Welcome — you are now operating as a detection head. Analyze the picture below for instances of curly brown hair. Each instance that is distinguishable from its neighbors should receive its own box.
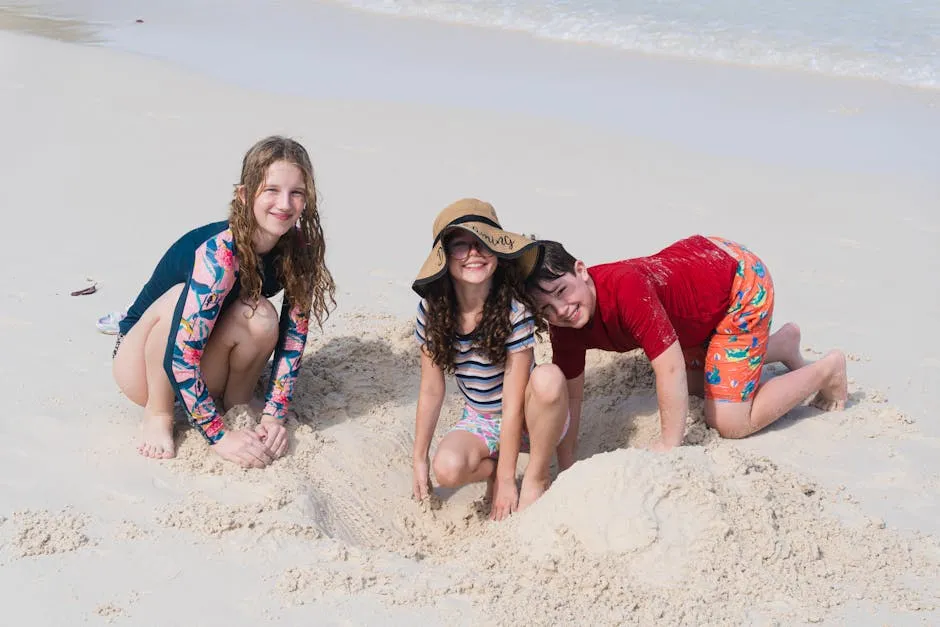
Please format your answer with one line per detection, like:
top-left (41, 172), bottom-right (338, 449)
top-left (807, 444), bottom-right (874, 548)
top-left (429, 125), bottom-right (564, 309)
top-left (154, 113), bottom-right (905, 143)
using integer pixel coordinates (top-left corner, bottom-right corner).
top-left (422, 243), bottom-right (546, 374)
top-left (228, 136), bottom-right (335, 326)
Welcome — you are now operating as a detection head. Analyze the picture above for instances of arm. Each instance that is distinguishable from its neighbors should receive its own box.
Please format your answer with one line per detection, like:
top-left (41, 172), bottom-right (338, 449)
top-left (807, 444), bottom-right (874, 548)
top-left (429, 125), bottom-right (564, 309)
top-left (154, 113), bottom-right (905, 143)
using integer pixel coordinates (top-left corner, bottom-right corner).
top-left (164, 235), bottom-right (237, 444)
top-left (494, 347), bottom-right (535, 484)
top-left (261, 298), bottom-right (310, 421)
top-left (649, 340), bottom-right (688, 450)
top-left (556, 373), bottom-right (584, 471)
top-left (251, 298), bottom-right (310, 458)
top-left (413, 349), bottom-right (446, 499)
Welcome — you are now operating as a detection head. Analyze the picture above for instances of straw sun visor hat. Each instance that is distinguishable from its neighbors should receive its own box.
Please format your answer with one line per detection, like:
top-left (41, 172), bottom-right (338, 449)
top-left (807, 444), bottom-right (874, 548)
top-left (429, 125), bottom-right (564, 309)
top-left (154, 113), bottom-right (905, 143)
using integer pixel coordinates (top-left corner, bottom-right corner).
top-left (412, 198), bottom-right (541, 297)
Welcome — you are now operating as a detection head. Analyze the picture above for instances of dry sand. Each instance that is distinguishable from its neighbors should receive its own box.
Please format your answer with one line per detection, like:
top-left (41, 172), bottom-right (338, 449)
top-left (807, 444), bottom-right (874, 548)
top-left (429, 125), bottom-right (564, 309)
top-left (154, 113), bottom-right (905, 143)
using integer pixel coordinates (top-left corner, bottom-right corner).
top-left (1, 25), bottom-right (938, 626)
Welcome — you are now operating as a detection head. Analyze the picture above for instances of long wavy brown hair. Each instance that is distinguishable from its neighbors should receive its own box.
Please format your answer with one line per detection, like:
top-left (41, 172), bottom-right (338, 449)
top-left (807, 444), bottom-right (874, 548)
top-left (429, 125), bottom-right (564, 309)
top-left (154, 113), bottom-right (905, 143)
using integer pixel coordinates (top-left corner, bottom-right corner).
top-left (228, 136), bottom-right (335, 326)
top-left (423, 239), bottom-right (545, 374)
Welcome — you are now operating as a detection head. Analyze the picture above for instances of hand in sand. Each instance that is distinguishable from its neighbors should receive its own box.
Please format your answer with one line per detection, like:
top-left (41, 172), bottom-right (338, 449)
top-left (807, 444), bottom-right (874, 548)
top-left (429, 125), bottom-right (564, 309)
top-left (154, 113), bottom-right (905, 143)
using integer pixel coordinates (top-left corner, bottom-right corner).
top-left (212, 428), bottom-right (273, 468)
top-left (255, 416), bottom-right (289, 459)
top-left (412, 456), bottom-right (432, 500)
top-left (490, 477), bottom-right (518, 521)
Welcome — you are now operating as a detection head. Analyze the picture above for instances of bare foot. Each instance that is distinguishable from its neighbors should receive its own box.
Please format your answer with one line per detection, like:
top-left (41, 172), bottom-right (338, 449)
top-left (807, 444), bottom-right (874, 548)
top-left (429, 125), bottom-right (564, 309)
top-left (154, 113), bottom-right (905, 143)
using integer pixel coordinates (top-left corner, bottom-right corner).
top-left (810, 350), bottom-right (848, 411)
top-left (137, 411), bottom-right (176, 459)
top-left (775, 322), bottom-right (807, 371)
top-left (518, 475), bottom-right (551, 512)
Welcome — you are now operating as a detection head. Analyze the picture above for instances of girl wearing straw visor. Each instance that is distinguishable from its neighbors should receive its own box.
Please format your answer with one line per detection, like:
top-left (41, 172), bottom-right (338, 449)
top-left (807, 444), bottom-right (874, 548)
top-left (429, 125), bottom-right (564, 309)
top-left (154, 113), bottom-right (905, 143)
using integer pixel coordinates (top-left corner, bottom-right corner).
top-left (411, 199), bottom-right (569, 520)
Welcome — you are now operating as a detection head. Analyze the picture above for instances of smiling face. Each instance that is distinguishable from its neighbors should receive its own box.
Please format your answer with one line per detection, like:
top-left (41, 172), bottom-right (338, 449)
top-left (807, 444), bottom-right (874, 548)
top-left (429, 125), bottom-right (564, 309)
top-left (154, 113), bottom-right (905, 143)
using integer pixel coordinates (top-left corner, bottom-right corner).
top-left (529, 260), bottom-right (596, 328)
top-left (445, 230), bottom-right (497, 287)
top-left (249, 160), bottom-right (307, 243)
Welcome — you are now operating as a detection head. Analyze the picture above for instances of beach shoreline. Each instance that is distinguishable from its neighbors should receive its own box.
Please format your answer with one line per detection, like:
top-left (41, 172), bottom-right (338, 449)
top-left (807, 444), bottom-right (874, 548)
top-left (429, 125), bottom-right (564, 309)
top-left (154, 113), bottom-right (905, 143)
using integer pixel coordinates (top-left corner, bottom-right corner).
top-left (4, 0), bottom-right (939, 176)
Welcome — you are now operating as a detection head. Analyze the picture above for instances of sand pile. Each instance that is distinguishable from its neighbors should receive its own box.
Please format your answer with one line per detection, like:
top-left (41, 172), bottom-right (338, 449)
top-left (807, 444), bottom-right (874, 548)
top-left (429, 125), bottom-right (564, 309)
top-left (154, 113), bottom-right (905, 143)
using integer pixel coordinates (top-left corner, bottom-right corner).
top-left (7, 508), bottom-right (92, 557)
top-left (129, 314), bottom-right (937, 624)
top-left (457, 445), bottom-right (936, 625)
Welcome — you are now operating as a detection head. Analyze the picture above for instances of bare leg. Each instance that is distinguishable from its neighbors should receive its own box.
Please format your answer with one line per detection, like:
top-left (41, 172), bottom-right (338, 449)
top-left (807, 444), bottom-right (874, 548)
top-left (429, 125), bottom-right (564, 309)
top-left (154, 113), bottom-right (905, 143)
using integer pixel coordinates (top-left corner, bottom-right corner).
top-left (765, 322), bottom-right (806, 371)
top-left (201, 298), bottom-right (279, 412)
top-left (518, 365), bottom-right (569, 511)
top-left (706, 349), bottom-right (847, 439)
top-left (687, 322), bottom-right (806, 398)
top-left (113, 284), bottom-right (185, 459)
top-left (432, 431), bottom-right (495, 488)
top-left (113, 288), bottom-right (280, 460)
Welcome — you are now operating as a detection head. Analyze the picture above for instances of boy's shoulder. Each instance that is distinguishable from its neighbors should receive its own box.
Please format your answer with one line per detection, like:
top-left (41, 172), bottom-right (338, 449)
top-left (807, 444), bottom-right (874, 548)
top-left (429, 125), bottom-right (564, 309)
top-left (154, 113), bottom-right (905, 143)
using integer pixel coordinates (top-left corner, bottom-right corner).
top-left (589, 257), bottom-right (644, 275)
top-left (588, 259), bottom-right (650, 293)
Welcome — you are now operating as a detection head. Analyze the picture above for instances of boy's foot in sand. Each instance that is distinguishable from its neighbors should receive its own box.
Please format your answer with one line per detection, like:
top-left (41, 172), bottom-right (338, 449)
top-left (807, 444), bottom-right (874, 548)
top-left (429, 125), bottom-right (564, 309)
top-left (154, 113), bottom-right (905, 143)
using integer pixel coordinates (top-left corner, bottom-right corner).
top-left (810, 350), bottom-right (848, 411)
top-left (518, 476), bottom-right (551, 512)
top-left (137, 411), bottom-right (176, 459)
top-left (775, 322), bottom-right (807, 371)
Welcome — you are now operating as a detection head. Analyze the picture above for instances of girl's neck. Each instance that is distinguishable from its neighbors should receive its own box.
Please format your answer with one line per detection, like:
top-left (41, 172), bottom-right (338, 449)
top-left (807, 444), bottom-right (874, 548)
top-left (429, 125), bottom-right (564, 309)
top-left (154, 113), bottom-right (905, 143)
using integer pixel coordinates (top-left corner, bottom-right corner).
top-left (252, 229), bottom-right (279, 255)
top-left (453, 278), bottom-right (492, 331)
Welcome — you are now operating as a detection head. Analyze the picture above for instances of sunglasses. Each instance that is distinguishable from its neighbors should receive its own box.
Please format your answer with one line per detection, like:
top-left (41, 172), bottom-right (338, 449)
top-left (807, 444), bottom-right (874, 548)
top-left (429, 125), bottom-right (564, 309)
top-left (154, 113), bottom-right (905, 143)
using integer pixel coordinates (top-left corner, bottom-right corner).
top-left (446, 238), bottom-right (494, 260)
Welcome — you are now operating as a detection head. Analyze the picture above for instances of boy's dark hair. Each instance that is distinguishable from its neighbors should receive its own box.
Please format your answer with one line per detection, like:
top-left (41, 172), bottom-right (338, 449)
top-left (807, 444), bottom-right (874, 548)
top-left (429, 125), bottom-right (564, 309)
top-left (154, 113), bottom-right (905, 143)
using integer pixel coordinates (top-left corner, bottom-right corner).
top-left (526, 240), bottom-right (578, 292)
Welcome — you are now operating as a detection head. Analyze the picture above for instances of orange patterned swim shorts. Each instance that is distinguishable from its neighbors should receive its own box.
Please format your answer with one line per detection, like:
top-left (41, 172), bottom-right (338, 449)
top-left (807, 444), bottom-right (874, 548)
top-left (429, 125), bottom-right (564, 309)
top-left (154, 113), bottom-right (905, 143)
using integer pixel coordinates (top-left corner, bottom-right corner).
top-left (687, 238), bottom-right (775, 403)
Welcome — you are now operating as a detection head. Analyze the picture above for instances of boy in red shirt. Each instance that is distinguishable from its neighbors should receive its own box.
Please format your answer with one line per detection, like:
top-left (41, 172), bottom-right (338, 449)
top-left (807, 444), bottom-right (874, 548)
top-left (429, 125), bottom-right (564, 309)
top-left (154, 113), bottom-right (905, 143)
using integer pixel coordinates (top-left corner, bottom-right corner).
top-left (526, 236), bottom-right (847, 467)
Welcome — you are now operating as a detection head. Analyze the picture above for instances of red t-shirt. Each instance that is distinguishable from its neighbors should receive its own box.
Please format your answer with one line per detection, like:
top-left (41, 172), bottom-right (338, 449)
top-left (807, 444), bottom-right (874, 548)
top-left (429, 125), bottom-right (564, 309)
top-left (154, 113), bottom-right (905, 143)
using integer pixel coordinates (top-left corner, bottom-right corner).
top-left (551, 235), bottom-right (739, 379)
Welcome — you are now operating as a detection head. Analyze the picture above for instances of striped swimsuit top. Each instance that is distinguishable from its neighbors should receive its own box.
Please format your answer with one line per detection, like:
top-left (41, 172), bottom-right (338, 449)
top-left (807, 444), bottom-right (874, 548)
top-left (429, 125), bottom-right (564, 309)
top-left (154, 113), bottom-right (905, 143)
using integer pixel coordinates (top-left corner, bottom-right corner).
top-left (415, 298), bottom-right (536, 413)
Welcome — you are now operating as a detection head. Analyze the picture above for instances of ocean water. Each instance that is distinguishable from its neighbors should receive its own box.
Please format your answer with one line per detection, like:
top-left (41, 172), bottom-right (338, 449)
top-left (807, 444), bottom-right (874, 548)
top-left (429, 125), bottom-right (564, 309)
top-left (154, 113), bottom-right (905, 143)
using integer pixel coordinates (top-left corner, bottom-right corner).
top-left (332, 0), bottom-right (939, 89)
top-left (5, 0), bottom-right (938, 175)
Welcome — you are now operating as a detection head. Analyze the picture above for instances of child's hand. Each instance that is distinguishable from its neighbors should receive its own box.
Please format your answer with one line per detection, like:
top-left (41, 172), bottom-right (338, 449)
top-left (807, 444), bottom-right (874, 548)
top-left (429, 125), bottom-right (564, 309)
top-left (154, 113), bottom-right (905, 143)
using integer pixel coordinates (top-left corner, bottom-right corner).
top-left (255, 416), bottom-right (289, 459)
top-left (490, 477), bottom-right (518, 521)
top-left (212, 428), bottom-right (273, 468)
top-left (412, 457), bottom-right (432, 500)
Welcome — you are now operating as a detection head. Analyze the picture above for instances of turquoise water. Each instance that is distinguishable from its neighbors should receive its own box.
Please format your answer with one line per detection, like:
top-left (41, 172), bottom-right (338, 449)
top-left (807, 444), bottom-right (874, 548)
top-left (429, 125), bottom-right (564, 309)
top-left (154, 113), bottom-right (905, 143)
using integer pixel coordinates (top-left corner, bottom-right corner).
top-left (333, 0), bottom-right (939, 89)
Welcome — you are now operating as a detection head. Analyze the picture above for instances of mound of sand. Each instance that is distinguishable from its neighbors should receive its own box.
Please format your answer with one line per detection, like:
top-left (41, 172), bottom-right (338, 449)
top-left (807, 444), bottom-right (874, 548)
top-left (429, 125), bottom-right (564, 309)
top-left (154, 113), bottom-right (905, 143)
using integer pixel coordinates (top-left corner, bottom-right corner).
top-left (9, 508), bottom-right (91, 557)
top-left (467, 445), bottom-right (935, 624)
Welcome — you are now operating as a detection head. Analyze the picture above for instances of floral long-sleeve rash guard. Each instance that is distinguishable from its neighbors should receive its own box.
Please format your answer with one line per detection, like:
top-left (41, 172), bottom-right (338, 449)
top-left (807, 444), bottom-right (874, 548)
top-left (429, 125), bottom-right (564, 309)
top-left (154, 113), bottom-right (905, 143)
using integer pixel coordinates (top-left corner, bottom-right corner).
top-left (119, 221), bottom-right (310, 443)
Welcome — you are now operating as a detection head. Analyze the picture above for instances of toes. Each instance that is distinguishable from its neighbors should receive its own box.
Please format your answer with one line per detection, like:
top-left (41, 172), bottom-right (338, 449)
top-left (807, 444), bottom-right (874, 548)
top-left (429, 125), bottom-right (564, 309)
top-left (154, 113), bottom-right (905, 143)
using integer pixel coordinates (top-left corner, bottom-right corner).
top-left (138, 441), bottom-right (176, 459)
top-left (810, 396), bottom-right (844, 412)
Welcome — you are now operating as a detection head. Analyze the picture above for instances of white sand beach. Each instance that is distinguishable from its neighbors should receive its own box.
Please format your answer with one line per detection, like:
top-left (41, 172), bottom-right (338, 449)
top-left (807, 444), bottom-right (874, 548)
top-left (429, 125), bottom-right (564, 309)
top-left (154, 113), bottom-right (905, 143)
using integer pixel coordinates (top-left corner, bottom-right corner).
top-left (1, 4), bottom-right (939, 624)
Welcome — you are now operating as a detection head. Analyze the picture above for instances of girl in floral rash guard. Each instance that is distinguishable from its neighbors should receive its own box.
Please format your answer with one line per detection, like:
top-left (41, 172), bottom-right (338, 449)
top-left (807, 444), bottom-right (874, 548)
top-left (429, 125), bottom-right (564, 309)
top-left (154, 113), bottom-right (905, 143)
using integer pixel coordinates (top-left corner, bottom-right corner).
top-left (112, 136), bottom-right (335, 467)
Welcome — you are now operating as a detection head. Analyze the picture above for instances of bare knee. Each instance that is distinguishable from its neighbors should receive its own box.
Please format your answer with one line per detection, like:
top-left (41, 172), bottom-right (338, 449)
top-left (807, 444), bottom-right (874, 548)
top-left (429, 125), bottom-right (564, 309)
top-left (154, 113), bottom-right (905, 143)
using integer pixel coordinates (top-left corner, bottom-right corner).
top-left (432, 448), bottom-right (471, 488)
top-left (705, 405), bottom-right (753, 440)
top-left (527, 364), bottom-right (567, 406)
top-left (113, 284), bottom-right (186, 406)
top-left (232, 298), bottom-right (279, 348)
top-left (715, 425), bottom-right (749, 440)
